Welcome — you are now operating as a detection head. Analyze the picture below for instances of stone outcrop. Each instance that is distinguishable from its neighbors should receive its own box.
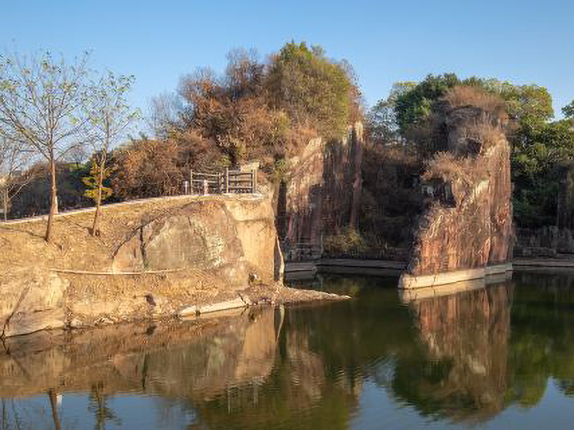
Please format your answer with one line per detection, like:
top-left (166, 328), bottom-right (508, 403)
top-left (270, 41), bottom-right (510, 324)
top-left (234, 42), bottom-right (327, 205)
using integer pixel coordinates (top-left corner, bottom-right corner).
top-left (0, 194), bottom-right (345, 338)
top-left (0, 268), bottom-right (69, 337)
top-left (277, 123), bottom-right (364, 260)
top-left (112, 197), bottom-right (278, 288)
top-left (400, 102), bottom-right (514, 288)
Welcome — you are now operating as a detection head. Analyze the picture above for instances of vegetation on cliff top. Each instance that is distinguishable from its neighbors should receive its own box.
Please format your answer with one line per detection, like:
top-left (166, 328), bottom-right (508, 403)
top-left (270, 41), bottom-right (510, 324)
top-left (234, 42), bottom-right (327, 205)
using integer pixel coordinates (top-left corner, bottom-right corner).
top-left (112, 42), bottom-right (362, 200)
top-left (2, 42), bottom-right (574, 242)
top-left (367, 74), bottom-right (574, 229)
top-left (1, 42), bottom-right (362, 230)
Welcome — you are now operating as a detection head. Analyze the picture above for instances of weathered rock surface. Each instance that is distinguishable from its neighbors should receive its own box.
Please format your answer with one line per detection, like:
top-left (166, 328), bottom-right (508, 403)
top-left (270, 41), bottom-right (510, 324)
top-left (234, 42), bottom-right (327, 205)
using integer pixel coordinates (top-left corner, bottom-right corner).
top-left (277, 123), bottom-right (364, 260)
top-left (1, 269), bottom-right (68, 337)
top-left (402, 105), bottom-right (513, 283)
top-left (112, 198), bottom-right (275, 288)
top-left (0, 194), bottom-right (347, 338)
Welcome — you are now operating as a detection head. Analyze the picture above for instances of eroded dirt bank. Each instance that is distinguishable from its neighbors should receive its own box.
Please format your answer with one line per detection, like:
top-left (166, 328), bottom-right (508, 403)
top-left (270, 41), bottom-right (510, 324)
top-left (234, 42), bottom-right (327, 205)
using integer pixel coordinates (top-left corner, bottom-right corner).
top-left (0, 193), bottom-right (347, 338)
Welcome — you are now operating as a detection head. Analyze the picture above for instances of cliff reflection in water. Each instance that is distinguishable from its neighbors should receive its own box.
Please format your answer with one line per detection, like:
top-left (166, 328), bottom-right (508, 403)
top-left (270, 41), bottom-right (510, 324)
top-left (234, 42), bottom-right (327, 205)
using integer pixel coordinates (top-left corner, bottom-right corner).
top-left (3, 273), bottom-right (574, 429)
top-left (396, 282), bottom-right (514, 423)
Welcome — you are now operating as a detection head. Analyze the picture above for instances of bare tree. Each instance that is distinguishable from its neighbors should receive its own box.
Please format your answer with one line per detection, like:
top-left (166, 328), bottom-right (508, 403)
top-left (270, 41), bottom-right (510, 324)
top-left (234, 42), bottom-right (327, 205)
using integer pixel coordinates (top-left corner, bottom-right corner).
top-left (66, 144), bottom-right (88, 168)
top-left (0, 135), bottom-right (36, 221)
top-left (0, 51), bottom-right (90, 241)
top-left (85, 71), bottom-right (139, 235)
top-left (147, 91), bottom-right (183, 139)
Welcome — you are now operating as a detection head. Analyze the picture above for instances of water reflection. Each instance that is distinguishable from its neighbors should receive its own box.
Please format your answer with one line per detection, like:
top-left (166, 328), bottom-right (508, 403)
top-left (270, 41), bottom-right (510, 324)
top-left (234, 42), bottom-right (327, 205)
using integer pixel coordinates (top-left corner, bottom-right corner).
top-left (395, 282), bottom-right (514, 423)
top-left (2, 272), bottom-right (574, 429)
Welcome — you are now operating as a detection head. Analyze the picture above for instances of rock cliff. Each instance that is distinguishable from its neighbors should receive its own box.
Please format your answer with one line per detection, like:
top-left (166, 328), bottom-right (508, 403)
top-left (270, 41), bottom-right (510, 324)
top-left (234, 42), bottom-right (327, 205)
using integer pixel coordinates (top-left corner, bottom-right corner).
top-left (277, 123), bottom-right (364, 260)
top-left (401, 100), bottom-right (514, 286)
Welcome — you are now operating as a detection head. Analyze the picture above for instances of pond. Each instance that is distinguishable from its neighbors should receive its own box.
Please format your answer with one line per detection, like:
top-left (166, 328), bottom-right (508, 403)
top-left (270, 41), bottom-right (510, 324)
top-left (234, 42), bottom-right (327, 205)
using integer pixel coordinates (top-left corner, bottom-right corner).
top-left (2, 270), bottom-right (574, 429)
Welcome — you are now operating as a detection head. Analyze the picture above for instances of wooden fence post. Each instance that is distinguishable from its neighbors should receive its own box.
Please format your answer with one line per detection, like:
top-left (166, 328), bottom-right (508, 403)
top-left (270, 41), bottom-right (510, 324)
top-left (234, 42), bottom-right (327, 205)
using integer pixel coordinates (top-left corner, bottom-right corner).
top-left (253, 168), bottom-right (258, 193)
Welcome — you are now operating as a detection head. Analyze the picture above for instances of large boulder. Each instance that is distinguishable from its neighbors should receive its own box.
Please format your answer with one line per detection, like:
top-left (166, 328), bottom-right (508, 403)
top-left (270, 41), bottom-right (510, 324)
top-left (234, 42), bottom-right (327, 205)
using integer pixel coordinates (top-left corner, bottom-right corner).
top-left (0, 194), bottom-right (283, 337)
top-left (1, 269), bottom-right (67, 337)
top-left (112, 198), bottom-right (279, 288)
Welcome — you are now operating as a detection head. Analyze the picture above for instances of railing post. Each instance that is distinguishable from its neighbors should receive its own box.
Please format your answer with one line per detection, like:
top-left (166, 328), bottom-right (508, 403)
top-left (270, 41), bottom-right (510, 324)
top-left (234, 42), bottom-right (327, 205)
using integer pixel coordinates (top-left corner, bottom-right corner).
top-left (190, 170), bottom-right (194, 195)
top-left (225, 168), bottom-right (229, 194)
top-left (253, 167), bottom-right (258, 193)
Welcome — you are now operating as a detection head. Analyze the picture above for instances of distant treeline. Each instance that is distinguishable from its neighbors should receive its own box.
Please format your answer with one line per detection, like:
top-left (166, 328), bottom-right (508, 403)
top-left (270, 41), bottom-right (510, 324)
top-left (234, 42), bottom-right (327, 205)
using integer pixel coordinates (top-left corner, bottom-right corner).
top-left (2, 42), bottom-right (574, 241)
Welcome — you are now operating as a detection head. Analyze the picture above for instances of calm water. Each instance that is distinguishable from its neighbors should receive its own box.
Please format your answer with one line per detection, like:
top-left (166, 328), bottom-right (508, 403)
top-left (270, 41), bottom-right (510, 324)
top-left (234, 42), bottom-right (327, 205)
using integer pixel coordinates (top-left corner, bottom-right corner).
top-left (2, 270), bottom-right (574, 429)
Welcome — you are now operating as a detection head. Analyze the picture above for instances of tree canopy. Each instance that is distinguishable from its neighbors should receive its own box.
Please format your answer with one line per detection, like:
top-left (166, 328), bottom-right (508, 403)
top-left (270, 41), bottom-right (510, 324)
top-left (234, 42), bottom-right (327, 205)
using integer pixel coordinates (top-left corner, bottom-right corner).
top-left (267, 42), bottom-right (357, 139)
top-left (369, 73), bottom-right (574, 228)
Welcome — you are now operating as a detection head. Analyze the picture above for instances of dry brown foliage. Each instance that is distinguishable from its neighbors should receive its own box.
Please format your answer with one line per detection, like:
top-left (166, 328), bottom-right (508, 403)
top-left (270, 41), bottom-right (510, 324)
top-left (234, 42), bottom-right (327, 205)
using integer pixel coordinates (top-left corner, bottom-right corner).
top-left (457, 119), bottom-right (505, 152)
top-left (423, 152), bottom-right (484, 187)
top-left (444, 86), bottom-right (505, 116)
top-left (111, 140), bottom-right (184, 198)
top-left (177, 59), bottom-right (296, 170)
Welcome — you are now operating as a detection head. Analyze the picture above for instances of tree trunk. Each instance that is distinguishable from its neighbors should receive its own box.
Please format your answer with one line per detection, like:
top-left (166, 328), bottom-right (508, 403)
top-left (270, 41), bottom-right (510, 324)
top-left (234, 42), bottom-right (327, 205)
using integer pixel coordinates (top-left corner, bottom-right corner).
top-left (45, 155), bottom-right (58, 242)
top-left (48, 389), bottom-right (62, 430)
top-left (91, 158), bottom-right (106, 236)
top-left (2, 188), bottom-right (7, 222)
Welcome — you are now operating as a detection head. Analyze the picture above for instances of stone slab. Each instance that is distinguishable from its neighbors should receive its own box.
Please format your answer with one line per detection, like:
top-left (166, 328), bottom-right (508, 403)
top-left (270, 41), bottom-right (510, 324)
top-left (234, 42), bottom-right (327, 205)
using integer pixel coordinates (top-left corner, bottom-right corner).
top-left (197, 298), bottom-right (247, 314)
top-left (3, 308), bottom-right (65, 338)
top-left (399, 264), bottom-right (513, 290)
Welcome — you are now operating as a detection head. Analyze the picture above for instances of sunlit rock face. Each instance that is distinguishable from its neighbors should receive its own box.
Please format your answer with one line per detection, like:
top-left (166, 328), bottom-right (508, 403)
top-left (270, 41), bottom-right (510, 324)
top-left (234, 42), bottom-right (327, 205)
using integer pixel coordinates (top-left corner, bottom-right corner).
top-left (0, 194), bottom-right (282, 337)
top-left (277, 123), bottom-right (364, 260)
top-left (406, 105), bottom-right (513, 276)
top-left (112, 197), bottom-right (279, 287)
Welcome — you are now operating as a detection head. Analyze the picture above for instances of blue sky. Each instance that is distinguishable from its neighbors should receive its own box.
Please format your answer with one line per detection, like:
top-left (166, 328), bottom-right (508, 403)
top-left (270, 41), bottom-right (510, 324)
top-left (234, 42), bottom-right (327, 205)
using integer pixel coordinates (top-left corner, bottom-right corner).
top-left (2, 0), bottom-right (573, 120)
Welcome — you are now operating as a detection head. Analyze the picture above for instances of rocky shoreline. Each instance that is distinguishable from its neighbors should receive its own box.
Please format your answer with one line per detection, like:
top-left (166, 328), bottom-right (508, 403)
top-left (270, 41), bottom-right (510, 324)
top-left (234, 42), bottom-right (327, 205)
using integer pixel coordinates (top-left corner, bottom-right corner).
top-left (1, 267), bottom-right (349, 339)
top-left (0, 193), bottom-right (349, 339)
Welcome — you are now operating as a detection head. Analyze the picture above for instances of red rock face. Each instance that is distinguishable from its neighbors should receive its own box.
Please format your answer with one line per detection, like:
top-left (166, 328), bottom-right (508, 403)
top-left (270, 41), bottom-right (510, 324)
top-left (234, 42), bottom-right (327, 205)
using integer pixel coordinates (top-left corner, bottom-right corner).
top-left (277, 123), bottom-right (364, 260)
top-left (407, 107), bottom-right (514, 276)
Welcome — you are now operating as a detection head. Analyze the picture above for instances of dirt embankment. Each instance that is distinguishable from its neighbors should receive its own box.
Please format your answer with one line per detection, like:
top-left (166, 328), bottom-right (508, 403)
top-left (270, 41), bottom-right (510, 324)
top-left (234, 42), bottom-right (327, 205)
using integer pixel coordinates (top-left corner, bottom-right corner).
top-left (0, 194), bottom-right (347, 338)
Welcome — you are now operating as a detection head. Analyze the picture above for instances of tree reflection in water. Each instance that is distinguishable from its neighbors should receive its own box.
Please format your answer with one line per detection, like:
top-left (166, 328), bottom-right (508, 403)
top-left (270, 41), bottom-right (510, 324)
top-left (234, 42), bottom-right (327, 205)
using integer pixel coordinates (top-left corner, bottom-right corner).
top-left (2, 272), bottom-right (574, 429)
top-left (394, 281), bottom-right (514, 423)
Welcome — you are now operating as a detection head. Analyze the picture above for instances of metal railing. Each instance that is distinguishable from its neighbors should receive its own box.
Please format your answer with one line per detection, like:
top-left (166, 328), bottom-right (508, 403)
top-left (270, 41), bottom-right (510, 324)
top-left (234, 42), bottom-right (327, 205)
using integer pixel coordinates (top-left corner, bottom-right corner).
top-left (188, 168), bottom-right (258, 195)
top-left (281, 240), bottom-right (324, 262)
